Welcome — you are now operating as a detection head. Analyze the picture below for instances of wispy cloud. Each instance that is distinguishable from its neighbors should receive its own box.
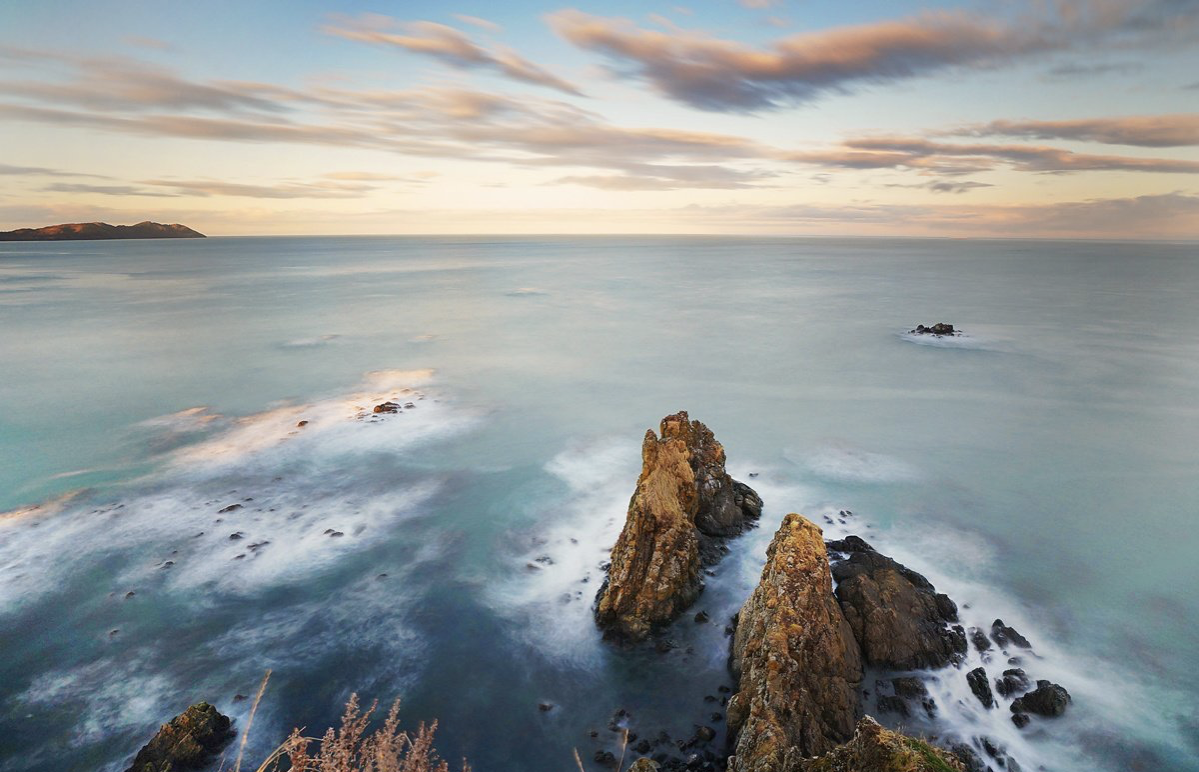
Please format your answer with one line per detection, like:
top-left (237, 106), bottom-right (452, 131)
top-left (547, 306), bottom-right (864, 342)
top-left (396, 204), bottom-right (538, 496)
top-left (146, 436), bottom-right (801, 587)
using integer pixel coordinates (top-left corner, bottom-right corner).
top-left (0, 163), bottom-right (107, 179)
top-left (453, 14), bottom-right (502, 32)
top-left (950, 115), bottom-right (1199, 148)
top-left (323, 14), bottom-right (581, 96)
top-left (787, 136), bottom-right (1199, 175)
top-left (548, 2), bottom-right (1199, 112)
top-left (42, 182), bottom-right (179, 197)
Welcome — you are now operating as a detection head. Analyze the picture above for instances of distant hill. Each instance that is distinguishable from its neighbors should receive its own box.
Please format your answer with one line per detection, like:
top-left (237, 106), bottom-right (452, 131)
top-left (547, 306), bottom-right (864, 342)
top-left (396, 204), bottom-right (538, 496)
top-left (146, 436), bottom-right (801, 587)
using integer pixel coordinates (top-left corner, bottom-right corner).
top-left (0, 221), bottom-right (206, 241)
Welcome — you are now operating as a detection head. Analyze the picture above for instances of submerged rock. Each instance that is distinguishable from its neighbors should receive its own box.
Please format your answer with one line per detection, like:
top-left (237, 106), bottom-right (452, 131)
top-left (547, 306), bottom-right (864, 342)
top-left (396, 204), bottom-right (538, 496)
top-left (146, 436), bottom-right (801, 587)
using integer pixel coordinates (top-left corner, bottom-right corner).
top-left (799, 716), bottom-right (965, 771)
top-left (727, 514), bottom-right (862, 770)
top-left (826, 536), bottom-right (966, 670)
top-left (1011, 680), bottom-right (1071, 717)
top-left (595, 412), bottom-right (761, 642)
top-left (125, 702), bottom-right (234, 772)
top-left (909, 322), bottom-right (959, 337)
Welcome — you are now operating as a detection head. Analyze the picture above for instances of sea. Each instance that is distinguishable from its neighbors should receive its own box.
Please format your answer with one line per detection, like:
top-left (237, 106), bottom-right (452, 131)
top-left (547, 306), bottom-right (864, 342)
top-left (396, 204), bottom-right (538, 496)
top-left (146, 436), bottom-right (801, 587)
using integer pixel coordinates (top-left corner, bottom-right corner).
top-left (0, 236), bottom-right (1196, 771)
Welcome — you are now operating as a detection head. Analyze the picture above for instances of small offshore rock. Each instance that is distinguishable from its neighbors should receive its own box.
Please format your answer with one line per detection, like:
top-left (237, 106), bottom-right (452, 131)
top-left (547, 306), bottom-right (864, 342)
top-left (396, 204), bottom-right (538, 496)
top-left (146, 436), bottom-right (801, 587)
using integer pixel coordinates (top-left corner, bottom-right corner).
top-left (538, 702), bottom-right (554, 712)
top-left (296, 420), bottom-right (308, 427)
top-left (1011, 680), bottom-right (1071, 717)
top-left (694, 611), bottom-right (709, 623)
top-left (909, 322), bottom-right (958, 336)
top-left (991, 619), bottom-right (1032, 649)
top-left (969, 627), bottom-right (992, 651)
top-left (373, 401), bottom-right (401, 414)
top-left (218, 504), bottom-right (242, 514)
top-left (1012, 712), bottom-right (1031, 729)
top-left (124, 702), bottom-right (234, 772)
top-left (966, 667), bottom-right (995, 709)
top-left (995, 668), bottom-right (1030, 697)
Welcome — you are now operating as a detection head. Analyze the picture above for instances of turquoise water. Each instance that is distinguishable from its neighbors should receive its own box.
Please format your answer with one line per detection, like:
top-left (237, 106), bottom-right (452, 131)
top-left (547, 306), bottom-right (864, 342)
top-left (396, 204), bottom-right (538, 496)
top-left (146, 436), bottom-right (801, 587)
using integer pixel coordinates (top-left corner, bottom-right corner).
top-left (0, 236), bottom-right (1196, 771)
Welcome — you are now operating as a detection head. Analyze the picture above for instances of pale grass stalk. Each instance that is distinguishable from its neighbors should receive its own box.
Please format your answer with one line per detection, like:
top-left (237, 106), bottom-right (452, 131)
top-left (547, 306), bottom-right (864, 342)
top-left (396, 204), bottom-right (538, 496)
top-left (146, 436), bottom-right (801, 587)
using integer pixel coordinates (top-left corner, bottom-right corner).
top-left (234, 669), bottom-right (272, 772)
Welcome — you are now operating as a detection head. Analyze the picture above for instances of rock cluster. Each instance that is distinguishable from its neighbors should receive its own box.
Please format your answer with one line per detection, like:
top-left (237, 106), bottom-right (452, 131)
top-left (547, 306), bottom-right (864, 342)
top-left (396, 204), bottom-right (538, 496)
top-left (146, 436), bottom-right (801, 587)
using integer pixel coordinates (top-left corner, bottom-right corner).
top-left (726, 515), bottom-right (862, 771)
top-left (125, 702), bottom-right (234, 772)
top-left (909, 323), bottom-right (958, 336)
top-left (595, 412), bottom-right (761, 642)
top-left (826, 536), bottom-right (966, 670)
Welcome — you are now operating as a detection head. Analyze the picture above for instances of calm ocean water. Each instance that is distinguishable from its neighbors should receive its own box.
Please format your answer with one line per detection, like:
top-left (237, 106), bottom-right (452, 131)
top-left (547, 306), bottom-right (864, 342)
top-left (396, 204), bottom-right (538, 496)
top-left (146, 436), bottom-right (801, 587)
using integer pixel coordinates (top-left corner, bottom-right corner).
top-left (0, 236), bottom-right (1196, 771)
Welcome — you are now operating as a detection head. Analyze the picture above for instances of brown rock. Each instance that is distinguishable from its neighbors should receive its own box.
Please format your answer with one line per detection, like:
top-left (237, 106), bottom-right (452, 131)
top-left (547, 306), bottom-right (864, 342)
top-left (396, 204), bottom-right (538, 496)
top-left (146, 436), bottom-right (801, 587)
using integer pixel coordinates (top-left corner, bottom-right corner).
top-left (827, 536), bottom-right (966, 670)
top-left (595, 411), bottom-right (761, 641)
top-left (125, 702), bottom-right (234, 772)
top-left (727, 515), bottom-right (863, 772)
top-left (800, 716), bottom-right (966, 772)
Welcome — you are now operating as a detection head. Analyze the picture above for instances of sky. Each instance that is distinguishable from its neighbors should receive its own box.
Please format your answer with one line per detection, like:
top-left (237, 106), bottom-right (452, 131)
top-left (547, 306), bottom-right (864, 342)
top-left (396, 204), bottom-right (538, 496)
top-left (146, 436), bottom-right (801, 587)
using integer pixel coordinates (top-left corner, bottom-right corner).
top-left (1, 0), bottom-right (1197, 237)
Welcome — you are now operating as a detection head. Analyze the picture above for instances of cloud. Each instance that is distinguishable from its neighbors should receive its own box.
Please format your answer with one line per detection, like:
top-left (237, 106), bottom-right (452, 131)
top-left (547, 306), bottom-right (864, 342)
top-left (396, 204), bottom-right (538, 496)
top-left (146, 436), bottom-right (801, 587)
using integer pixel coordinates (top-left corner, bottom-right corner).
top-left (784, 135), bottom-right (1199, 175)
top-left (140, 179), bottom-right (378, 199)
top-left (739, 0), bottom-right (781, 8)
top-left (554, 163), bottom-right (779, 190)
top-left (322, 171), bottom-right (438, 183)
top-left (42, 182), bottom-right (180, 197)
top-left (950, 115), bottom-right (1199, 148)
top-left (124, 36), bottom-right (174, 52)
top-left (324, 14), bottom-right (581, 95)
top-left (886, 179), bottom-right (993, 194)
top-left (547, 2), bottom-right (1199, 112)
top-left (453, 14), bottom-right (501, 32)
top-left (0, 163), bottom-right (106, 179)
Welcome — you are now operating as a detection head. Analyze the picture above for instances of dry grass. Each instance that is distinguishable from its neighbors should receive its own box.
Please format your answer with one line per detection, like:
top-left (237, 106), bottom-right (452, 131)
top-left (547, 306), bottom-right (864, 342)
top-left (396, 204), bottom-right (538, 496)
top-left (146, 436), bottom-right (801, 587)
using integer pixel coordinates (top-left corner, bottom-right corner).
top-left (245, 691), bottom-right (467, 772)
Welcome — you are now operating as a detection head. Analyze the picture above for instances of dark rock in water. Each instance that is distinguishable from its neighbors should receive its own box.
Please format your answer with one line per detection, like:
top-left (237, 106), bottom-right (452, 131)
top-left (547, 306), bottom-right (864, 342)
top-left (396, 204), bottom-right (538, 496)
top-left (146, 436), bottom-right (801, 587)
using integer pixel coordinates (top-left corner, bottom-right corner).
top-left (125, 702), bottom-right (234, 772)
top-left (969, 627), bottom-right (992, 652)
top-left (825, 535), bottom-right (966, 670)
top-left (727, 515), bottom-right (862, 769)
top-left (538, 702), bottom-right (554, 712)
top-left (373, 401), bottom-right (401, 414)
top-left (948, 742), bottom-right (986, 772)
top-left (876, 695), bottom-right (909, 717)
top-left (966, 667), bottom-right (995, 709)
top-left (1012, 712), bottom-right (1031, 729)
top-left (890, 677), bottom-right (927, 700)
top-left (218, 504), bottom-right (242, 514)
top-left (1011, 680), bottom-right (1070, 717)
top-left (995, 668), bottom-right (1030, 698)
top-left (909, 322), bottom-right (958, 337)
top-left (990, 619), bottom-right (1031, 649)
top-left (694, 726), bottom-right (716, 743)
top-left (594, 750), bottom-right (617, 766)
top-left (296, 420), bottom-right (308, 427)
top-left (694, 611), bottom-right (709, 623)
top-left (798, 717), bottom-right (966, 771)
top-left (595, 411), bottom-right (761, 642)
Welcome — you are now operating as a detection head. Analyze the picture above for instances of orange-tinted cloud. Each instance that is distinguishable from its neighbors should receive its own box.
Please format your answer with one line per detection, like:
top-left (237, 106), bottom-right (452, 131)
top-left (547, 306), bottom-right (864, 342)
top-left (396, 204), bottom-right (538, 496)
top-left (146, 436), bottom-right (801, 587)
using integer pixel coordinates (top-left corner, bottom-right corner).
top-left (951, 115), bottom-right (1199, 147)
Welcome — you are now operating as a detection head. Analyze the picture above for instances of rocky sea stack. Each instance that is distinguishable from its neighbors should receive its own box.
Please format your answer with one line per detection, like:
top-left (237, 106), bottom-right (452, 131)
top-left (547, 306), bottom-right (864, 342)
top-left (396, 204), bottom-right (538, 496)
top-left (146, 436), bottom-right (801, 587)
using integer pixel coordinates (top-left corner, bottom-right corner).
top-left (595, 411), bottom-right (761, 642)
top-left (727, 514), bottom-right (863, 770)
top-left (909, 323), bottom-right (958, 337)
top-left (125, 702), bottom-right (234, 772)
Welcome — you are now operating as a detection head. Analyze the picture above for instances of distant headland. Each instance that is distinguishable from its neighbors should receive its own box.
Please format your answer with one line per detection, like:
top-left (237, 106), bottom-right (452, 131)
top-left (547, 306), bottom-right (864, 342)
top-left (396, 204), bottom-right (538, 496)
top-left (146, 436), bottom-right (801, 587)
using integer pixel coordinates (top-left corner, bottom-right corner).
top-left (0, 221), bottom-right (205, 241)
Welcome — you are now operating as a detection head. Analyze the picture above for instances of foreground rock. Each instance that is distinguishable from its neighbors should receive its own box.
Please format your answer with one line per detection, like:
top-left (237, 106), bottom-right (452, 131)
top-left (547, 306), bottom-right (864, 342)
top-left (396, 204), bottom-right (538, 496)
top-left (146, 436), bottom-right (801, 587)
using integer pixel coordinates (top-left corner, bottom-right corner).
top-left (1011, 681), bottom-right (1071, 717)
top-left (826, 536), bottom-right (966, 670)
top-left (595, 412), bottom-right (761, 641)
top-left (800, 716), bottom-right (965, 772)
top-left (126, 702), bottom-right (234, 772)
top-left (909, 322), bottom-right (958, 337)
top-left (0, 221), bottom-right (205, 241)
top-left (727, 514), bottom-right (862, 770)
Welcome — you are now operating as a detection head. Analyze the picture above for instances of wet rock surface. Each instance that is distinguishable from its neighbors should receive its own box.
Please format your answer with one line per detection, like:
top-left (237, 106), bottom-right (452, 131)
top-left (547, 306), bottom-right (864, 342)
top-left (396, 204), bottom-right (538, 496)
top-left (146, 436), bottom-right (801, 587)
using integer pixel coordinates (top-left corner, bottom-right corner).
top-left (1011, 680), bottom-right (1071, 717)
top-left (909, 322), bottom-right (959, 337)
top-left (595, 411), bottom-right (760, 642)
top-left (990, 619), bottom-right (1032, 650)
top-left (966, 667), bottom-right (995, 709)
top-left (994, 668), bottom-right (1030, 698)
top-left (125, 702), bottom-right (234, 772)
top-left (826, 535), bottom-right (966, 670)
top-left (727, 514), bottom-right (862, 770)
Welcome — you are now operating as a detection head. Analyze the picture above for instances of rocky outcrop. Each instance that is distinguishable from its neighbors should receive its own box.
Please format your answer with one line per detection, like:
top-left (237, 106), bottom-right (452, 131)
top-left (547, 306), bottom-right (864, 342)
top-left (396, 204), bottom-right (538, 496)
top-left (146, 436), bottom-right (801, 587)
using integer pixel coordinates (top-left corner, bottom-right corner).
top-left (966, 667), bottom-right (995, 709)
top-left (826, 536), bottom-right (966, 670)
top-left (989, 619), bottom-right (1031, 649)
top-left (126, 702), bottom-right (234, 772)
top-left (1011, 681), bottom-right (1070, 717)
top-left (994, 668), bottom-right (1030, 698)
top-left (800, 716), bottom-right (966, 772)
top-left (0, 221), bottom-right (205, 241)
top-left (909, 323), bottom-right (958, 337)
top-left (726, 514), bottom-right (862, 771)
top-left (595, 412), bottom-right (761, 641)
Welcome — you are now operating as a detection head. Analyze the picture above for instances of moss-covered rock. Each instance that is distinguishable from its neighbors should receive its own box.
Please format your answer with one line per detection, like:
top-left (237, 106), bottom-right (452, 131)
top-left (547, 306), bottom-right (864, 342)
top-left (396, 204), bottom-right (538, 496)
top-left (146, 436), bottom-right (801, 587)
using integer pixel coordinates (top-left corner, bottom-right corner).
top-left (125, 702), bottom-right (234, 772)
top-left (801, 716), bottom-right (965, 772)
